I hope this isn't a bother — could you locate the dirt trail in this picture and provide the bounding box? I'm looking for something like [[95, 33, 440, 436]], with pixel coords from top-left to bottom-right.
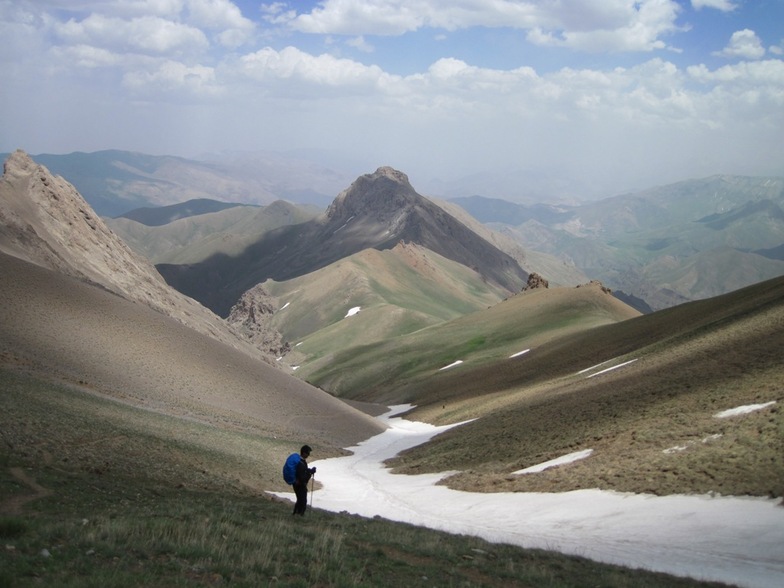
[[1, 467, 53, 515]]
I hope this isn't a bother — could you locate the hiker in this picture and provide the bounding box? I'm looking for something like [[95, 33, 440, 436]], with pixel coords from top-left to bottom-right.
[[291, 445, 316, 516]]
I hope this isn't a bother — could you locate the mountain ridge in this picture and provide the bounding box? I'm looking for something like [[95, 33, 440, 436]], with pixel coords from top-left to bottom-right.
[[0, 150, 278, 362], [158, 166, 529, 317]]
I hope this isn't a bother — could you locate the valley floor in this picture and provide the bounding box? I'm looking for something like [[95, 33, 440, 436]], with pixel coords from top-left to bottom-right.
[[274, 406, 784, 588]]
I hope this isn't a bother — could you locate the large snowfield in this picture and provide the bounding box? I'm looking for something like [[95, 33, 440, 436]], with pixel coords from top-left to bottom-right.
[[276, 405, 784, 588]]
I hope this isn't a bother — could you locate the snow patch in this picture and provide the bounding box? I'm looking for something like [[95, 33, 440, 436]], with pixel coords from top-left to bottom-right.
[[586, 359, 638, 378], [345, 306, 361, 318], [577, 359, 614, 374], [509, 349, 530, 359], [439, 360, 463, 371], [514, 449, 594, 474], [714, 401, 776, 419], [663, 434, 723, 454], [279, 302, 290, 311], [271, 407, 784, 588]]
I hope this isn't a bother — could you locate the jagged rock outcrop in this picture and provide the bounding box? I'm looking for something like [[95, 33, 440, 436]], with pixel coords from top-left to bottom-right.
[[0, 150, 277, 364], [523, 272, 549, 291], [159, 165, 528, 316], [576, 280, 613, 294], [227, 285, 290, 357]]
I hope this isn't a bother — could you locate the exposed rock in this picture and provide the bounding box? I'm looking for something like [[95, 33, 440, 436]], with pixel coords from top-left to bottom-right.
[[576, 280, 613, 294], [523, 272, 549, 291], [227, 285, 290, 357]]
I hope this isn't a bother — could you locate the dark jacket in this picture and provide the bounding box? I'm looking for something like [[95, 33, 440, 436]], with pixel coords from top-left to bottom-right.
[[295, 457, 314, 486]]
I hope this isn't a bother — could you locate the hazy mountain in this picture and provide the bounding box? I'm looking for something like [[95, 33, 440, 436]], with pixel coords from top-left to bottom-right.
[[448, 195, 572, 226], [451, 175, 784, 310], [106, 200, 321, 265], [158, 167, 529, 317], [117, 198, 248, 226], [433, 197, 589, 287], [0, 149, 356, 217]]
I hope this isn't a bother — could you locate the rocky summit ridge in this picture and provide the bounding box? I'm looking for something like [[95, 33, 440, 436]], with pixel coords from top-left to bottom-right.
[[0, 150, 277, 363], [326, 166, 416, 223]]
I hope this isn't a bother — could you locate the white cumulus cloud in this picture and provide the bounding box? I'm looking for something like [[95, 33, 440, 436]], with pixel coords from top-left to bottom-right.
[[691, 0, 737, 11], [713, 29, 766, 60], [236, 46, 395, 90], [54, 14, 209, 55], [188, 0, 256, 47], [285, 0, 684, 53]]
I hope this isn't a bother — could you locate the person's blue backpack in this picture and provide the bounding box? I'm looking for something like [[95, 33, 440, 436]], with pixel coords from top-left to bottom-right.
[[282, 453, 301, 485]]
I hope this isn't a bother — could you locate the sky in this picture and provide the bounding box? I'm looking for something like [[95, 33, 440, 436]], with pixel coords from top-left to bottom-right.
[[1, 1, 783, 201], [275, 404, 784, 588]]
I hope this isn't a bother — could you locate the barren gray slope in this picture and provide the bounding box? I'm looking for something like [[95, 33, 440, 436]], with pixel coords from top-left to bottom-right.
[[0, 251, 385, 448], [0, 150, 269, 363]]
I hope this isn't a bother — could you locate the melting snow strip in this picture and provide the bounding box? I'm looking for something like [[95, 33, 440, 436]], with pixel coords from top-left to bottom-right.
[[509, 349, 530, 358], [439, 360, 463, 371], [586, 359, 638, 378], [577, 359, 614, 374], [664, 434, 723, 454], [714, 401, 776, 419], [513, 449, 594, 474], [345, 306, 361, 318]]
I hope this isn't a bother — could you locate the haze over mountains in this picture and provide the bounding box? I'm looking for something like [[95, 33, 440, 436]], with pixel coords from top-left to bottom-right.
[[0, 150, 359, 217], [15, 149, 784, 313], [453, 175, 784, 310]]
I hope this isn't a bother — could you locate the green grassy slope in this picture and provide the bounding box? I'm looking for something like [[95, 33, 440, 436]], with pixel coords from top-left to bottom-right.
[[382, 276, 784, 498], [307, 281, 640, 403], [265, 242, 511, 371]]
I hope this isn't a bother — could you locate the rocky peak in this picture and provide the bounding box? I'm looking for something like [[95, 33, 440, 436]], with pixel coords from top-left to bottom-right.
[[576, 280, 613, 294], [523, 272, 549, 291], [326, 166, 418, 223], [374, 166, 411, 185]]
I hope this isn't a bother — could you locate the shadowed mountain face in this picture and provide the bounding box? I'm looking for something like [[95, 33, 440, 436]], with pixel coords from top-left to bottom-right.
[[158, 167, 529, 317], [117, 198, 249, 226]]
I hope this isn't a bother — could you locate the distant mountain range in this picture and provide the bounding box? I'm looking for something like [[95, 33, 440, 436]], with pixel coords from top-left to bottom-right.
[[451, 175, 784, 310], [0, 149, 357, 217], [11, 149, 782, 312]]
